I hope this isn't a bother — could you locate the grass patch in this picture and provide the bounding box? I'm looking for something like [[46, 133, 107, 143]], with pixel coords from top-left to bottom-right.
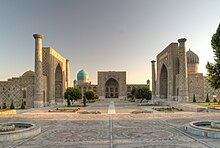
[[153, 107, 182, 112], [48, 108, 80, 112]]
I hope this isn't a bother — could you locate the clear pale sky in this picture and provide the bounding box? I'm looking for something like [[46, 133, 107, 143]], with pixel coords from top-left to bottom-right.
[[0, 0, 219, 85]]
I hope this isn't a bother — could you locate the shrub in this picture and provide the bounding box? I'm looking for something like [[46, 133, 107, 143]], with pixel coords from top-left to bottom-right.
[[213, 98, 217, 103], [193, 94, 196, 102], [218, 100, 220, 105], [10, 100, 15, 109], [3, 103, 7, 109], [205, 94, 210, 102]]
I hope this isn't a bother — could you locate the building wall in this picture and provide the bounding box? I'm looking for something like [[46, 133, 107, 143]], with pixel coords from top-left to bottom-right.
[[98, 71, 127, 99], [156, 43, 179, 99], [42, 47, 70, 105]]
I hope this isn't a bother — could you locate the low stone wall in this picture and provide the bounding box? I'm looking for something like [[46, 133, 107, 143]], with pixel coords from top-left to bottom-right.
[[0, 110, 16, 114], [158, 101, 207, 112]]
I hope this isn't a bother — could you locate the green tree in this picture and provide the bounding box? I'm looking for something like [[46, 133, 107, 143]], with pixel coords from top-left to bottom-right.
[[206, 23, 220, 89], [64, 87, 82, 104], [205, 94, 210, 102], [213, 98, 217, 103], [134, 87, 152, 103], [193, 94, 196, 103], [3, 102, 7, 109], [84, 90, 95, 100], [10, 100, 15, 109], [20, 100, 25, 109]]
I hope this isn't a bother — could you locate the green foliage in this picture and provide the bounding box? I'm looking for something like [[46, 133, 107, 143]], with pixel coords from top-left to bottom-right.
[[10, 100, 15, 109], [3, 103, 7, 109], [205, 94, 210, 102], [213, 98, 217, 103], [206, 23, 220, 89], [64, 87, 82, 102], [134, 87, 152, 103], [84, 90, 95, 100], [193, 94, 196, 103], [218, 100, 220, 105], [20, 100, 25, 109]]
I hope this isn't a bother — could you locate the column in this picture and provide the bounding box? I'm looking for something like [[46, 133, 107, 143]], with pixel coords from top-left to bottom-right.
[[178, 38, 189, 102], [33, 34, 44, 107], [151, 60, 156, 100], [66, 59, 70, 87]]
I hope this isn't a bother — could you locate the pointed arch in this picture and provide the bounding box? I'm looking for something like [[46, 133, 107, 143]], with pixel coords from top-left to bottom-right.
[[55, 63, 63, 103], [160, 64, 168, 98], [105, 78, 119, 98]]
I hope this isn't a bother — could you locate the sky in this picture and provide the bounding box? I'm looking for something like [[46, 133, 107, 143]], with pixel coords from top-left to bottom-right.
[[0, 0, 219, 85]]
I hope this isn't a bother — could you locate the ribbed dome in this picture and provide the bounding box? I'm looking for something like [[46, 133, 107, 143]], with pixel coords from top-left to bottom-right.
[[186, 49, 199, 64], [77, 69, 89, 82]]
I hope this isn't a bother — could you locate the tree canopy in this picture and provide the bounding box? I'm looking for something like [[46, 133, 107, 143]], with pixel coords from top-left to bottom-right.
[[84, 90, 95, 100], [64, 87, 82, 101], [129, 87, 152, 103], [206, 23, 220, 89]]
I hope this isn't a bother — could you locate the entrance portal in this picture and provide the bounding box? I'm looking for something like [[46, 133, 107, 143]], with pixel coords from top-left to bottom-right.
[[105, 78, 119, 98], [55, 63, 63, 103], [160, 64, 168, 98]]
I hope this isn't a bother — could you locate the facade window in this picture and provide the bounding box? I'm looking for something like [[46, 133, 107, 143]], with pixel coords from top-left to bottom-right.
[[106, 87, 108, 92], [8, 94, 10, 98], [88, 87, 91, 90], [115, 88, 118, 92], [110, 88, 113, 92]]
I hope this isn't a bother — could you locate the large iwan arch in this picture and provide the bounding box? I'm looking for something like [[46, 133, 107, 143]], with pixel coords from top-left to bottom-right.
[[55, 63, 63, 103], [160, 64, 168, 99], [105, 78, 119, 98]]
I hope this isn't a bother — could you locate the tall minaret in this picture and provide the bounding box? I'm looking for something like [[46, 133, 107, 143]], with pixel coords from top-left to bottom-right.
[[33, 34, 44, 107], [151, 60, 156, 100], [178, 38, 189, 102]]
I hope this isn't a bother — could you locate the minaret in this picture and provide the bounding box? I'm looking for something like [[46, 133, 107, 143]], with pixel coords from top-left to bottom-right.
[[151, 60, 156, 99], [178, 38, 189, 102], [66, 59, 70, 87], [33, 34, 44, 107]]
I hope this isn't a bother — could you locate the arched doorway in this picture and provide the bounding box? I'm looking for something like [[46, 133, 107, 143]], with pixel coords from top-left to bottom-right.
[[105, 78, 119, 98], [160, 64, 168, 98], [55, 63, 63, 103]]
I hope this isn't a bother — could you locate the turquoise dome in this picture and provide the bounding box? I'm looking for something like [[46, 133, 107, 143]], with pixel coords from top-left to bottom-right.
[[77, 70, 89, 82], [186, 49, 199, 64]]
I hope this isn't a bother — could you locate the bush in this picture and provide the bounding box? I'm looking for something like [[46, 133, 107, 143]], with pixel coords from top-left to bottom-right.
[[3, 103, 7, 109], [10, 100, 15, 109], [205, 94, 210, 102], [213, 98, 217, 103], [20, 100, 25, 109], [218, 100, 220, 105], [193, 94, 196, 102]]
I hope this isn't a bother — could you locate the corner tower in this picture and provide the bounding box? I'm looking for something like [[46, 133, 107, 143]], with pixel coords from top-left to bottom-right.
[[33, 34, 44, 107]]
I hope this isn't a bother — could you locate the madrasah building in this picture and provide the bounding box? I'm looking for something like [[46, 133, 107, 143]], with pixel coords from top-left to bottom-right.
[[73, 70, 150, 99], [151, 38, 220, 102]]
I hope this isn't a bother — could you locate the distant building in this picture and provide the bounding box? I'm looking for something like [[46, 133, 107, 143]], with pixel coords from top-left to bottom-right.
[[74, 70, 150, 99], [0, 34, 70, 108], [151, 38, 220, 102]]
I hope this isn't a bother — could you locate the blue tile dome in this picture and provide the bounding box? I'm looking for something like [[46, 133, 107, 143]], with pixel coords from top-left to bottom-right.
[[186, 49, 199, 64], [77, 69, 89, 82]]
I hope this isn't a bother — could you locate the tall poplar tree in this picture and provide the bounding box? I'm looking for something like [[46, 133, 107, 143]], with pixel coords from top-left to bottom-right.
[[206, 23, 220, 89]]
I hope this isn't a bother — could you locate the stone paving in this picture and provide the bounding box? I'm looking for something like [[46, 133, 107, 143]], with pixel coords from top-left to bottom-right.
[[0, 99, 220, 148]]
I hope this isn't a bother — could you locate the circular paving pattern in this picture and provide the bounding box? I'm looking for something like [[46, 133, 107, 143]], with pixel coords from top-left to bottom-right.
[[113, 128, 174, 141], [64, 120, 107, 127], [114, 120, 165, 128], [45, 129, 108, 142]]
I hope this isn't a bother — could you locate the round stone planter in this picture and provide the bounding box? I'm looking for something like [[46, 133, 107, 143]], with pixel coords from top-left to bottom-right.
[[185, 121, 220, 138], [0, 122, 41, 141]]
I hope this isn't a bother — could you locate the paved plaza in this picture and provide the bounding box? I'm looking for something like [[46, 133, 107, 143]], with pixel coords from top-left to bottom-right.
[[1, 99, 220, 148]]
